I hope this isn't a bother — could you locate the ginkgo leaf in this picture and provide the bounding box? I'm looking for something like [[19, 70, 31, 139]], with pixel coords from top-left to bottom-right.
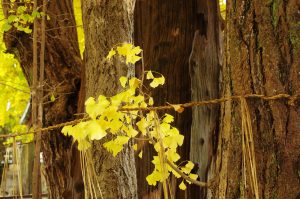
[[138, 150, 143, 158], [148, 97, 154, 106], [136, 118, 148, 135], [165, 149, 180, 162], [131, 46, 142, 55], [127, 126, 138, 137], [86, 120, 107, 140], [171, 169, 181, 178], [126, 54, 141, 64], [133, 144, 137, 151], [181, 161, 194, 174], [61, 125, 73, 136], [129, 77, 140, 89], [116, 43, 142, 64], [163, 114, 174, 123], [50, 94, 56, 102], [119, 76, 128, 88], [179, 181, 187, 190], [188, 173, 198, 181], [103, 140, 123, 156], [146, 71, 154, 79], [150, 76, 165, 88], [117, 43, 133, 56], [171, 104, 185, 113], [103, 136, 130, 156], [2, 22, 12, 32], [106, 49, 116, 60]]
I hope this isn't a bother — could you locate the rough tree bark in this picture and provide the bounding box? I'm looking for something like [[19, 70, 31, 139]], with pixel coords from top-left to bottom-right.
[[189, 0, 221, 198], [81, 0, 137, 198], [134, 0, 219, 198], [212, 0, 300, 198], [2, 0, 84, 198]]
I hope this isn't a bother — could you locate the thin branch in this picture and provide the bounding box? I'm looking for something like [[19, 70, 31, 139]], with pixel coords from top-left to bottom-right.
[[166, 159, 209, 187]]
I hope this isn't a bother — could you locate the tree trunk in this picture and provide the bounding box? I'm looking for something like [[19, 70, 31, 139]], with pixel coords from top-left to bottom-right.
[[213, 0, 300, 198], [189, 0, 221, 198], [2, 0, 84, 198], [81, 0, 137, 198], [134, 0, 215, 198]]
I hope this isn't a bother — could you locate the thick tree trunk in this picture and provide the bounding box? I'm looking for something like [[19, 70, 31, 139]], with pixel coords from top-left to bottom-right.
[[189, 0, 221, 198], [134, 0, 216, 198], [81, 0, 137, 198], [213, 0, 300, 198], [2, 0, 84, 198]]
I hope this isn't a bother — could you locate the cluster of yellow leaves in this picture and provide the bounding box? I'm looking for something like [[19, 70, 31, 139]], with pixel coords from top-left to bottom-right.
[[0, 4, 31, 143], [62, 76, 144, 151], [107, 43, 142, 64], [144, 114, 198, 190], [62, 43, 199, 191]]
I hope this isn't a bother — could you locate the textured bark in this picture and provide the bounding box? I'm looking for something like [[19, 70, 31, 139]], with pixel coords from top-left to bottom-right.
[[189, 0, 221, 198], [81, 0, 137, 198], [213, 0, 300, 198], [134, 0, 207, 198], [2, 0, 84, 198]]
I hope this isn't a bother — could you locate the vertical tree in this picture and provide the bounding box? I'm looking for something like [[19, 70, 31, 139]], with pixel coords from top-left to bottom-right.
[[212, 0, 300, 198], [2, 0, 84, 198], [81, 0, 137, 198], [134, 0, 221, 198]]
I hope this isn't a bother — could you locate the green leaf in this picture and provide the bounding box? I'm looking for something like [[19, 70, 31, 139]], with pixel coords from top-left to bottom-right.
[[2, 22, 12, 32], [23, 26, 32, 34], [50, 94, 56, 102], [7, 15, 17, 23]]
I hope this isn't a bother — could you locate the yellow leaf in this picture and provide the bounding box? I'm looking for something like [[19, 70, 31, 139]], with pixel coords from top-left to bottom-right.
[[131, 46, 142, 55], [179, 181, 186, 190], [129, 77, 140, 89], [127, 126, 138, 137], [165, 149, 180, 162], [150, 76, 165, 88], [163, 114, 174, 123], [86, 120, 107, 140], [50, 94, 56, 102], [181, 161, 194, 174], [106, 48, 116, 60], [117, 43, 133, 56], [126, 54, 141, 64], [148, 97, 154, 106], [146, 171, 160, 186], [133, 144, 137, 151], [171, 169, 181, 178], [189, 173, 198, 181], [146, 71, 154, 79], [136, 118, 148, 135], [119, 76, 128, 88], [115, 136, 130, 145], [139, 150, 143, 159], [103, 136, 130, 156], [171, 104, 185, 113]]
